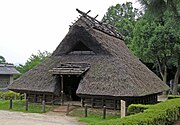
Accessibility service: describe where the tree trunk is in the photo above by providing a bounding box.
[172,55,180,95]
[162,65,167,84]
[157,57,167,95]
[157,57,167,84]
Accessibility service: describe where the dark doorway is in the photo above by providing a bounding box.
[63,75,81,101]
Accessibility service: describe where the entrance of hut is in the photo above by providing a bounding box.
[49,63,90,105]
[63,75,81,101]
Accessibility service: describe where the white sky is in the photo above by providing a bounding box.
[0,0,140,65]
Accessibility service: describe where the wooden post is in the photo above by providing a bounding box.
[84,104,88,117]
[103,106,106,119]
[66,103,70,115]
[9,98,12,109]
[60,75,64,105]
[120,100,126,118]
[42,100,45,113]
[26,99,28,111]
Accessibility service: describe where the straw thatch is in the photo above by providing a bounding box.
[9,10,169,98]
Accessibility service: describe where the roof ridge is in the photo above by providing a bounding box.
[0,63,14,67]
[74,9,124,40]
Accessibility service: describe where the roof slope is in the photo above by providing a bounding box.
[0,63,20,75]
[9,10,169,97]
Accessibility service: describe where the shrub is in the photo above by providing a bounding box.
[96,98,180,125]
[0,91,22,100]
[127,104,150,115]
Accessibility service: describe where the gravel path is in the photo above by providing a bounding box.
[0,110,84,125]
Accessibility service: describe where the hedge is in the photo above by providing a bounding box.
[0,91,22,100]
[127,104,150,115]
[96,97,180,125]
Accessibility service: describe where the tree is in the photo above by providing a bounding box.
[0,56,6,63]
[137,0,180,19]
[15,50,51,77]
[132,19,173,82]
[102,2,142,45]
[137,0,180,94]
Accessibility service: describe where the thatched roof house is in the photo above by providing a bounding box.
[0,63,20,91]
[9,9,168,108]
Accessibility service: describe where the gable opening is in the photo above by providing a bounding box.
[68,41,95,55]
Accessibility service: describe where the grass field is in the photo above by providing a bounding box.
[68,107,120,123]
[0,100,53,113]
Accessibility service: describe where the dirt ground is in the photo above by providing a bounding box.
[0,110,85,125]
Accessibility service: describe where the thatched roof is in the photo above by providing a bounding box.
[0,63,20,75]
[9,10,169,97]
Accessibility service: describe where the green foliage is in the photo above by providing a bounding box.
[0,56,6,63]
[0,100,52,113]
[137,0,180,23]
[68,107,119,124]
[0,91,21,100]
[102,2,142,44]
[131,15,179,63]
[15,50,51,78]
[96,98,180,125]
[127,104,150,115]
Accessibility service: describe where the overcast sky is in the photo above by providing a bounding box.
[0,0,140,65]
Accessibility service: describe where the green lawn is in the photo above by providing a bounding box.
[0,100,53,113]
[68,107,120,123]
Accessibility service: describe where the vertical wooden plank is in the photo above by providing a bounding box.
[101,98,104,108]
[91,97,94,108]
[34,94,37,102]
[120,100,126,118]
[114,100,117,110]
[81,98,84,107]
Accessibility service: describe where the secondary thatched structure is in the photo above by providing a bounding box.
[0,63,20,91]
[9,9,169,109]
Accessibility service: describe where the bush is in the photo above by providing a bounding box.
[0,91,22,100]
[97,98,180,125]
[168,95,180,99]
[127,104,150,115]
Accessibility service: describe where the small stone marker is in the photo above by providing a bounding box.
[121,100,126,118]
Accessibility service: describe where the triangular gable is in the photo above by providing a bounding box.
[52,25,109,56]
